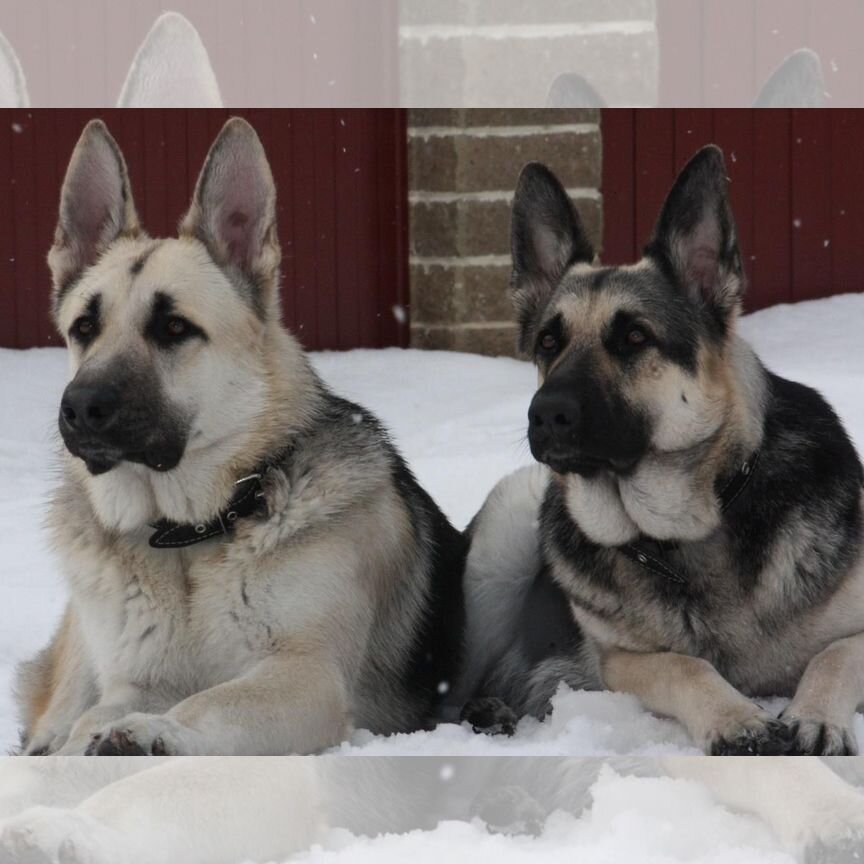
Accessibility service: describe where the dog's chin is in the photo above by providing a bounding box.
[537,450,639,478]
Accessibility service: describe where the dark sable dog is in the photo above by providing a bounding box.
[459,145,864,756]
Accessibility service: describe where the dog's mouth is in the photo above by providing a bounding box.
[539,450,639,478]
[68,441,184,476]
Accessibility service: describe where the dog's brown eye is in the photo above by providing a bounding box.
[167,318,187,337]
[627,328,647,346]
[540,333,558,353]
[71,317,97,342]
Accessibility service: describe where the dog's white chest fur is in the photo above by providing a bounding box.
[68,542,263,701]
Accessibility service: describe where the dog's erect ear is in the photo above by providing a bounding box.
[181,118,280,318]
[0,29,29,108]
[753,48,825,108]
[48,120,141,313]
[511,163,594,351]
[646,145,744,324]
[546,73,607,109]
[117,12,222,108]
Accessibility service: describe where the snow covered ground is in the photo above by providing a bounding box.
[3,294,864,756]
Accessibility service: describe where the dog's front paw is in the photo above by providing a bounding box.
[707,713,795,756]
[85,714,192,757]
[784,716,858,756]
[0,806,127,864]
[461,697,519,736]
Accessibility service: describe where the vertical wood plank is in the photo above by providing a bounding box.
[10,111,40,348]
[0,115,18,347]
[600,109,636,264]
[790,109,833,302]
[289,110,323,349]
[745,110,794,311]
[829,110,864,295]
[672,109,714,167]
[378,109,410,347]
[634,109,676,247]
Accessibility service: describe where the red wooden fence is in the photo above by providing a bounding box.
[0,109,409,350]
[658,0,864,107]
[601,108,864,312]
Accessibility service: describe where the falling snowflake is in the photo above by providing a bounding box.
[392,305,407,324]
[439,764,455,782]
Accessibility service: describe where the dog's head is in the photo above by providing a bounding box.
[512,145,744,478]
[50,118,282,481]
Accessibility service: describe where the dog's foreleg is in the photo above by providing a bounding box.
[784,632,864,755]
[602,650,793,755]
[664,757,864,857]
[86,650,350,755]
[17,607,98,755]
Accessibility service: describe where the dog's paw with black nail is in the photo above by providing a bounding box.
[461,697,519,736]
[707,715,795,756]
[86,714,188,756]
[784,716,858,756]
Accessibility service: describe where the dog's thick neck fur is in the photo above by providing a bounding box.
[563,329,768,546]
[66,319,326,535]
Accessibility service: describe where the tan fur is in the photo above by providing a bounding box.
[17,118,452,757]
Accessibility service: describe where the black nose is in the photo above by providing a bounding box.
[60,385,121,433]
[528,387,580,441]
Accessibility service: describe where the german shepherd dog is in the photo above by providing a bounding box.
[460,145,864,756]
[14,118,464,756]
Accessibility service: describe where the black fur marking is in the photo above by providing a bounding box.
[391,446,467,715]
[129,244,158,276]
[728,373,863,612]
[145,292,209,348]
[530,350,651,475]
[68,293,102,347]
[307,393,467,724]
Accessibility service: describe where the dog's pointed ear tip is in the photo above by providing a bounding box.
[215,117,263,147]
[518,161,553,180]
[515,162,564,198]
[148,11,199,39]
[77,119,118,151]
[86,118,112,135]
[694,144,726,167]
[678,145,728,184]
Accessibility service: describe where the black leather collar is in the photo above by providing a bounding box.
[148,449,292,549]
[618,450,760,583]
